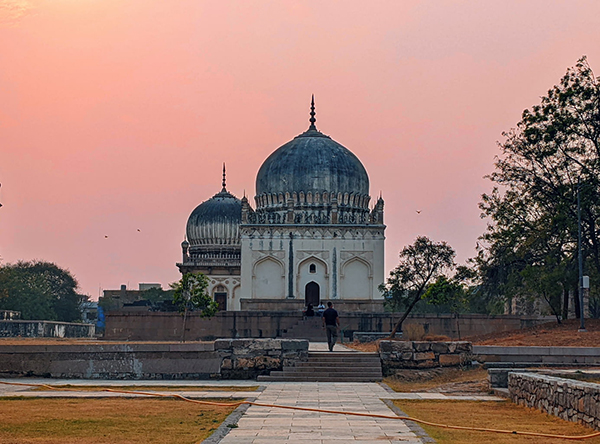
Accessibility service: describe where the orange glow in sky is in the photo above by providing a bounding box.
[1,1,600,298]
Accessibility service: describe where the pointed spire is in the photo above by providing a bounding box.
[222,163,227,191]
[308,94,317,130]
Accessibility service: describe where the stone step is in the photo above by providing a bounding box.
[304,357,380,363]
[309,352,379,357]
[274,369,381,376]
[258,374,382,382]
[283,366,381,374]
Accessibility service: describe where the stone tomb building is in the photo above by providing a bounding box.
[177,99,385,311]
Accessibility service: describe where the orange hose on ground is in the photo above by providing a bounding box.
[1,380,599,440]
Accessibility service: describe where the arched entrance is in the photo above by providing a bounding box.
[305,281,320,307]
[213,285,227,311]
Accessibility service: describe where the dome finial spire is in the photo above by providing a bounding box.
[222,162,227,191]
[309,94,317,130]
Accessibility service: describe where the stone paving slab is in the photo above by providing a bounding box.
[220,382,425,443]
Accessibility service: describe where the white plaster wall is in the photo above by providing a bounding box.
[252,258,285,298]
[340,259,371,299]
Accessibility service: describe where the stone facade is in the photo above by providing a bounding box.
[215,338,309,379]
[238,224,385,309]
[378,340,472,375]
[509,372,600,430]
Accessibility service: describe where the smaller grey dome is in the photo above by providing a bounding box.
[186,189,242,247]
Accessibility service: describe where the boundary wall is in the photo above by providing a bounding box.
[0,321,95,338]
[474,346,600,365]
[104,311,551,341]
[509,372,600,430]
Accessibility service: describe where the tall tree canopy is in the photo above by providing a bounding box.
[380,236,456,337]
[477,56,600,318]
[0,260,87,321]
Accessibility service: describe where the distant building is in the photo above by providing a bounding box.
[177,98,385,311]
[80,301,98,324]
[99,283,165,311]
[0,310,20,320]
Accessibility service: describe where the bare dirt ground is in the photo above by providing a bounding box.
[383,367,490,394]
[467,318,600,346]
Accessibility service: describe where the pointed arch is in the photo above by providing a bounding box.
[252,256,285,299]
[340,257,372,299]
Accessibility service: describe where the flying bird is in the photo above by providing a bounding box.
[416,210,421,214]
[137,229,141,232]
[104,235,108,238]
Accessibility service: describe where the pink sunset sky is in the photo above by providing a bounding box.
[1,0,600,299]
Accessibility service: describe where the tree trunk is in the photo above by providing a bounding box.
[389,293,422,338]
[562,287,569,320]
[181,306,188,342]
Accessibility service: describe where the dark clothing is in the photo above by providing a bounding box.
[323,308,338,326]
[326,325,338,351]
[305,306,315,317]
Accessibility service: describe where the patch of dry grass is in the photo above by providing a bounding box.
[395,399,600,444]
[0,397,237,443]
[30,385,258,392]
[384,367,488,393]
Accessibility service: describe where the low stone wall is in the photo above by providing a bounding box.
[104,311,552,341]
[0,339,308,380]
[509,372,600,430]
[0,320,95,338]
[215,339,309,379]
[474,346,600,365]
[379,340,472,375]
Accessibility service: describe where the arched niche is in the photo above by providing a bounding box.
[340,258,372,299]
[252,257,285,298]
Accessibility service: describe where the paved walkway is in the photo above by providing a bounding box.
[220,382,425,443]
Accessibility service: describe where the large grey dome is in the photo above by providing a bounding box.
[256,128,369,198]
[186,189,242,247]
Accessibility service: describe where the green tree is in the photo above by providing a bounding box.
[0,260,87,321]
[170,273,217,342]
[478,56,600,318]
[380,236,455,338]
[423,271,472,339]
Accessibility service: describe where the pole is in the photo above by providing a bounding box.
[578,183,586,331]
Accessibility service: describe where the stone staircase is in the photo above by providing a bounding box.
[281,316,326,342]
[257,351,383,382]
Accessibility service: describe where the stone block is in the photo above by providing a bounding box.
[413,351,435,361]
[214,339,232,350]
[431,342,450,354]
[454,342,472,353]
[378,341,394,353]
[439,354,462,366]
[413,342,432,352]
[281,339,309,351]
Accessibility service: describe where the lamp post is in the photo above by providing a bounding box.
[577,182,586,332]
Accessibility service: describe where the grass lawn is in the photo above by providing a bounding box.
[30,385,258,392]
[395,399,600,444]
[383,367,489,392]
[0,397,238,443]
